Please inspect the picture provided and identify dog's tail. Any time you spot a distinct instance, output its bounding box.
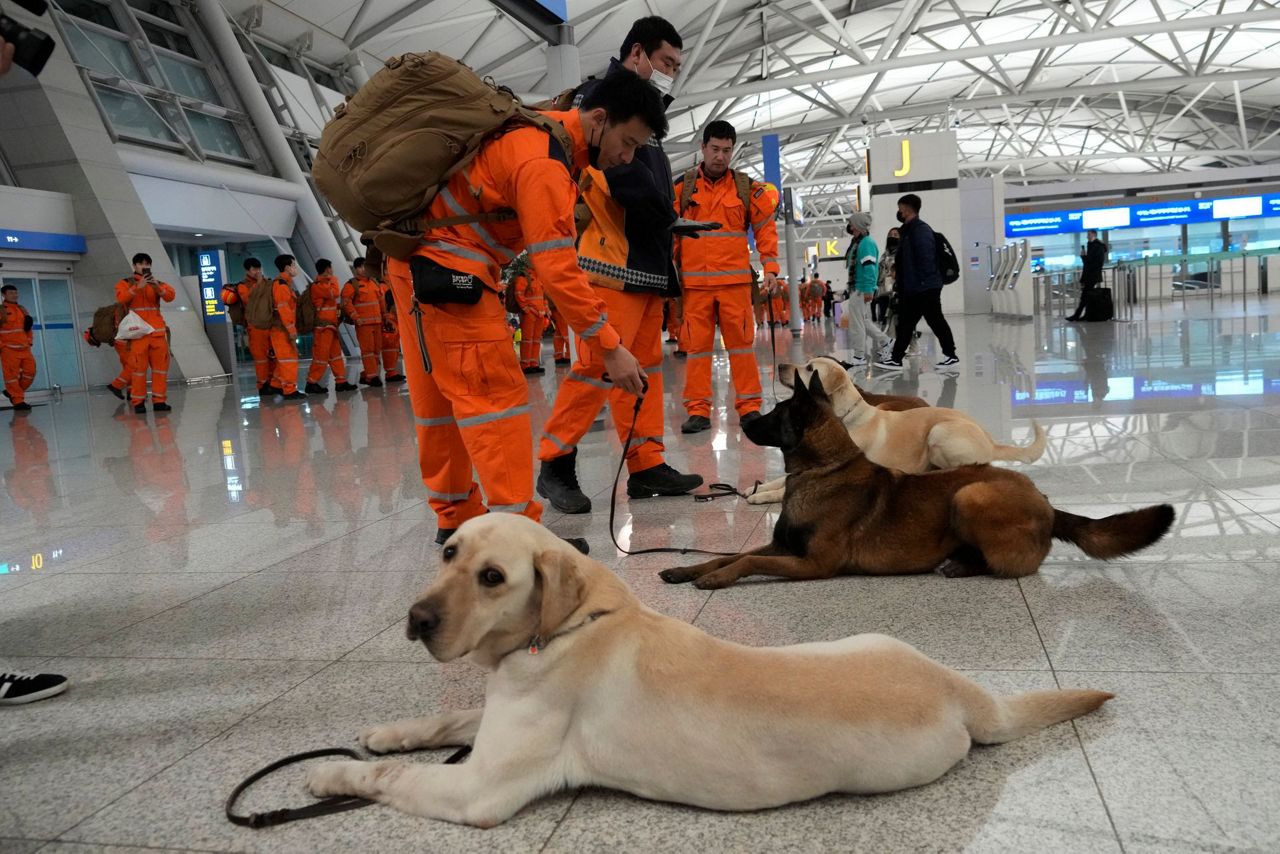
[990,420,1047,463]
[1052,504,1175,559]
[967,688,1114,745]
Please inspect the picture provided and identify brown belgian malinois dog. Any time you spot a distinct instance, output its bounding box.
[660,371,1175,590]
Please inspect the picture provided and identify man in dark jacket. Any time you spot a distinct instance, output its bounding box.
[1067,230,1109,321]
[536,16,704,514]
[874,194,958,370]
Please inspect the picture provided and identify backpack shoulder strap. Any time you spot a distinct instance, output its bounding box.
[733,170,753,228]
[678,167,698,214]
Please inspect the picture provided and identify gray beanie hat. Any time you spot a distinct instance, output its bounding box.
[847,211,873,233]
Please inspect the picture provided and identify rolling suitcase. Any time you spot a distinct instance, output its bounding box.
[1082,286,1113,322]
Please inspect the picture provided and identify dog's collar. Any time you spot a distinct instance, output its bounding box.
[509,609,614,660]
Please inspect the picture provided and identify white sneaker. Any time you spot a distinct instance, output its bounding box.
[846,354,868,366]
[873,357,904,371]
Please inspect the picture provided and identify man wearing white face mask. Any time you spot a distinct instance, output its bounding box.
[537,16,707,514]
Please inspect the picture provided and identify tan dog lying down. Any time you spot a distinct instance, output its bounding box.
[305,514,1113,827]
[747,357,1046,505]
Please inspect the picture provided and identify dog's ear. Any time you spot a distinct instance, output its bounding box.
[791,371,811,402]
[807,370,830,402]
[778,363,796,389]
[533,549,585,638]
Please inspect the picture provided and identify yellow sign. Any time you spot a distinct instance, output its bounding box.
[893,140,911,177]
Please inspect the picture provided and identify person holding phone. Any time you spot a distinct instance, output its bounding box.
[115,253,175,414]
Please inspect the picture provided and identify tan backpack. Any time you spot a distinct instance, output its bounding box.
[296,284,318,334]
[246,278,275,331]
[314,52,575,260]
[678,168,753,224]
[90,303,123,345]
[224,287,246,327]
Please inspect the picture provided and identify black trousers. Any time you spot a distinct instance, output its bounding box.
[1068,280,1097,320]
[892,288,956,361]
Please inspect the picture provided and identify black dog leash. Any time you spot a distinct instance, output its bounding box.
[226,745,472,828]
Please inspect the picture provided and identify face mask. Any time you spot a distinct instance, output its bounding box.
[886,238,900,251]
[587,123,603,169]
[642,52,675,96]
[896,211,906,223]
[846,224,855,236]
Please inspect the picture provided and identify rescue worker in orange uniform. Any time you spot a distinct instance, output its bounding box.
[304,258,357,395]
[383,70,660,543]
[267,254,307,400]
[376,275,405,383]
[220,258,279,396]
[536,17,703,513]
[770,277,791,326]
[1,284,36,412]
[115,253,176,414]
[107,337,131,400]
[548,299,570,364]
[673,120,780,433]
[342,257,386,387]
[514,269,549,374]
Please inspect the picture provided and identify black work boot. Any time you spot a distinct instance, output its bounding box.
[681,415,711,434]
[536,449,591,514]
[627,463,704,498]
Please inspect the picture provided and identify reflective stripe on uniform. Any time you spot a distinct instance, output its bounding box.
[567,371,610,389]
[705,231,748,238]
[686,352,713,360]
[682,269,753,277]
[439,188,516,262]
[527,236,575,255]
[489,501,530,513]
[541,432,572,452]
[727,347,755,355]
[426,488,471,502]
[456,403,530,429]
[423,240,492,267]
[580,315,607,339]
[414,414,455,428]
[736,392,763,399]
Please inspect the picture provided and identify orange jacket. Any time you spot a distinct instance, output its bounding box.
[0,301,33,350]
[415,109,620,352]
[271,271,298,335]
[115,273,176,331]
[342,276,384,327]
[674,166,780,288]
[513,274,547,314]
[311,273,342,327]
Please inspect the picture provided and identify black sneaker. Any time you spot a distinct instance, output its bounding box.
[740,411,762,426]
[305,382,328,394]
[681,415,711,434]
[282,391,307,401]
[152,402,172,412]
[384,374,406,383]
[554,358,571,366]
[873,357,904,371]
[360,376,383,388]
[435,527,456,545]
[335,381,359,392]
[522,365,546,375]
[536,449,591,514]
[133,403,147,414]
[936,355,960,368]
[13,402,32,412]
[259,384,282,397]
[627,463,704,498]
[108,384,125,400]
[0,671,69,705]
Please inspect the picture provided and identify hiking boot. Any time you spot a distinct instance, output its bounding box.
[305,382,328,394]
[435,527,456,545]
[13,402,32,412]
[627,463,704,498]
[740,411,762,427]
[360,376,383,388]
[259,384,282,396]
[152,402,172,413]
[133,403,147,414]
[108,384,125,400]
[384,374,406,383]
[674,350,687,359]
[522,365,546,375]
[681,415,711,434]
[0,671,69,705]
[536,450,591,514]
[335,381,359,392]
[554,357,571,366]
[282,391,307,401]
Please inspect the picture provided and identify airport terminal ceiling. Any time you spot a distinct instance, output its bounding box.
[222,0,1277,227]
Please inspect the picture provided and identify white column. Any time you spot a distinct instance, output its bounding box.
[544,24,580,95]
[345,51,371,87]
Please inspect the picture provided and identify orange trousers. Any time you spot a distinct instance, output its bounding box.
[550,306,569,360]
[354,324,382,379]
[269,328,299,394]
[387,259,541,528]
[246,326,276,386]
[381,328,402,376]
[665,298,682,344]
[2,346,36,405]
[770,294,790,325]
[538,290,665,474]
[306,325,346,384]
[110,340,130,391]
[519,309,546,367]
[681,285,763,418]
[129,333,168,405]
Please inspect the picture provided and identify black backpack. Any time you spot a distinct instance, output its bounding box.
[934,231,960,285]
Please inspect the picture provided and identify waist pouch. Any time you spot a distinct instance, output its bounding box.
[411,256,487,306]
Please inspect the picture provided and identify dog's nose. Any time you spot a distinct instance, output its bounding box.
[406,602,440,640]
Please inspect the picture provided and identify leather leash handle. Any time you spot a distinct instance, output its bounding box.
[226,745,472,829]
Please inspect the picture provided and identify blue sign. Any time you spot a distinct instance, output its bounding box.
[0,228,88,254]
[1006,191,1280,238]
[197,249,227,324]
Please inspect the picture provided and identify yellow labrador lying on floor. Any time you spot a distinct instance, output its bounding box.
[747,357,1047,505]
[305,514,1113,827]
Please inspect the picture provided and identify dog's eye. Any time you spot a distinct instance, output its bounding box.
[442,545,457,561]
[478,568,505,587]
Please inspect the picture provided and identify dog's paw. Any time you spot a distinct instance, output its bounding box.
[659,568,694,584]
[692,570,736,590]
[745,492,770,505]
[305,760,363,798]
[359,724,412,755]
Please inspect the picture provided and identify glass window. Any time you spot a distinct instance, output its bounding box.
[310,68,341,91]
[58,0,121,30]
[1187,220,1225,255]
[141,21,197,58]
[94,85,179,143]
[126,0,179,24]
[256,43,294,72]
[185,111,249,159]
[64,26,146,82]
[159,55,221,103]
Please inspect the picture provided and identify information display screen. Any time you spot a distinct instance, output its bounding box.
[198,250,227,323]
[1006,191,1280,237]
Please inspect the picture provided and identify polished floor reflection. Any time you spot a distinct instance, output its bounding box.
[3,295,1280,852]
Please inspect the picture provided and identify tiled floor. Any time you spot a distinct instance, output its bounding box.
[3,295,1280,852]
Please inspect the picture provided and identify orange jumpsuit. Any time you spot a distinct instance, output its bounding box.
[269,272,301,394]
[221,277,277,386]
[342,275,385,381]
[115,274,175,406]
[305,273,346,384]
[514,273,548,369]
[109,339,131,394]
[1,300,36,406]
[548,301,570,361]
[674,167,780,418]
[770,281,791,326]
[384,108,620,529]
[377,280,402,378]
